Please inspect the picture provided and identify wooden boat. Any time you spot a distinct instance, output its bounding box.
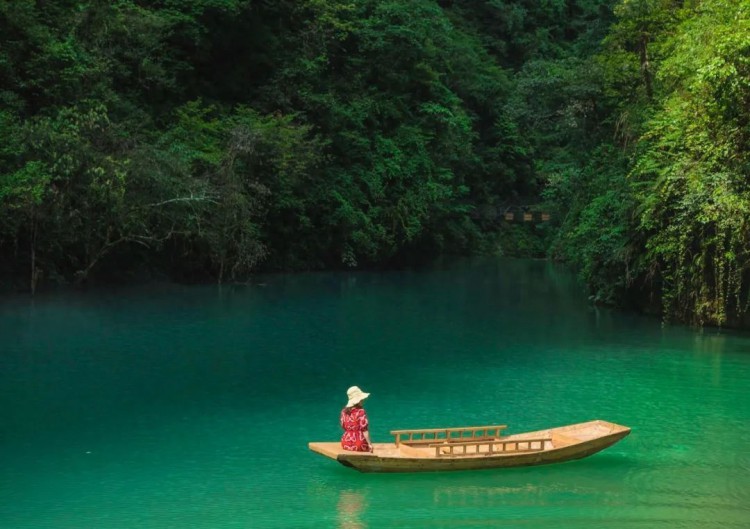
[309,419,630,473]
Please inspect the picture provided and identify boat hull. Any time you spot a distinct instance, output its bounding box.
[309,420,630,473]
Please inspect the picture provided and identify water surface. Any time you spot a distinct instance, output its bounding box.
[1,258,749,528]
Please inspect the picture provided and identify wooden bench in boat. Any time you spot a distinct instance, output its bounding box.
[429,437,551,457]
[391,425,508,447]
[550,432,580,447]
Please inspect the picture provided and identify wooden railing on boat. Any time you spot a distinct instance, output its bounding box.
[430,437,551,457]
[391,425,507,447]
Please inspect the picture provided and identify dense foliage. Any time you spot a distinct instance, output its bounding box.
[0,0,560,290]
[548,0,750,326]
[1,1,748,326]
[1,0,610,289]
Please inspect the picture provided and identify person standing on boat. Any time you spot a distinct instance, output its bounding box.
[341,386,373,453]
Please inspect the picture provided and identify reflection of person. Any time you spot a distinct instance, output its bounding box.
[337,490,366,529]
[340,386,373,452]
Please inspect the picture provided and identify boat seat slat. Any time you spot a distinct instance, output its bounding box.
[429,437,552,457]
[391,425,507,446]
[391,425,507,435]
[396,435,497,445]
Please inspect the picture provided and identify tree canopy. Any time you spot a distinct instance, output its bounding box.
[548,0,750,326]
[2,0,749,327]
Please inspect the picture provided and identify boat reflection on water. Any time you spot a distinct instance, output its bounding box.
[433,484,541,507]
[337,490,367,529]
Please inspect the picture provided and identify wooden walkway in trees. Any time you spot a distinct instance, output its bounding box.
[470,204,552,223]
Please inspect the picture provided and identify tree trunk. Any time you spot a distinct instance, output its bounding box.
[30,215,38,295]
[639,33,653,100]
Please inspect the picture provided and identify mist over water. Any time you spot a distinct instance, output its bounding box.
[1,258,749,528]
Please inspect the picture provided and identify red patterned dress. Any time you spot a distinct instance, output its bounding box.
[340,407,370,451]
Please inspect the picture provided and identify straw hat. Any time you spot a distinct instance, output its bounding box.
[346,386,370,407]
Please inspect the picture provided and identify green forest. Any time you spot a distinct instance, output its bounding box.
[1,0,748,327]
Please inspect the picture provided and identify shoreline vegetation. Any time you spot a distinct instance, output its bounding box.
[1,1,749,328]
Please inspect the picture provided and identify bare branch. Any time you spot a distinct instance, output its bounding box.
[145,194,218,208]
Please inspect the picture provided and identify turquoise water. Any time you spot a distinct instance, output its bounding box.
[1,258,749,528]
